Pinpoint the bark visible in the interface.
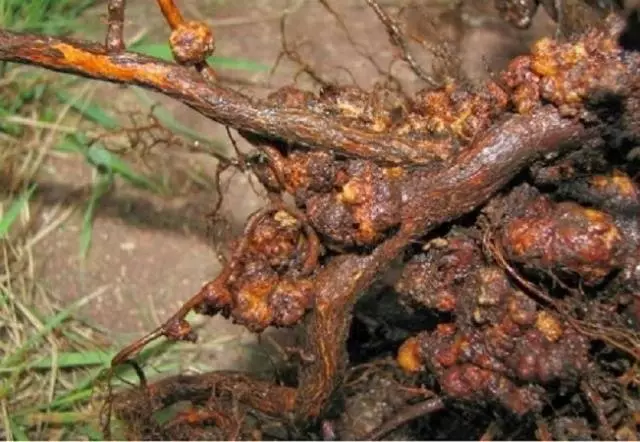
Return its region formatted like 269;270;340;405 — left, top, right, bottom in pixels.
0;30;446;165
1;9;639;439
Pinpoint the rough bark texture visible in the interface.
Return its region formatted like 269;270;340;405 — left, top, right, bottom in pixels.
2;1;639;440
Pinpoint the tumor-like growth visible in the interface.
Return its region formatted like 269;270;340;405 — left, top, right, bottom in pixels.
2;0;639;440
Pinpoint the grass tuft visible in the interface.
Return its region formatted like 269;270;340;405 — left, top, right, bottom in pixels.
0;1;271;439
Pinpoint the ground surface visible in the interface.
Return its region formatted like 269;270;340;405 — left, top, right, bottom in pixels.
32;0;559;375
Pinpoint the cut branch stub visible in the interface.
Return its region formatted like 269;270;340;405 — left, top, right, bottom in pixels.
105;0;126;52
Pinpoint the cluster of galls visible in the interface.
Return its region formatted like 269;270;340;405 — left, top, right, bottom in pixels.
194;210;316;332
495;178;639;294
250;78;508;247
247;16;637;252
394;178;638;415
252;147;405;248
499;186;625;285
264;13;635;154
503;15;635;117
396;231;589;415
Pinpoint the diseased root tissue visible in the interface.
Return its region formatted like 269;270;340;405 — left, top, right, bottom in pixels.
1;0;639;440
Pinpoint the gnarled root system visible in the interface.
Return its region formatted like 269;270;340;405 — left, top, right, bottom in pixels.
1;1;638;440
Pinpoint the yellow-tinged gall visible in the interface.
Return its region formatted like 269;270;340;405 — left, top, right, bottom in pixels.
383;167;405;179
337;100;364;118
230;265;279;331
531;38;559;76
427;117;448;135
513;83;540;114
563;87;582;105
450;107;473;140
371;114;389;133
591;170;639;199
501;198;624;285
274;210;298;228
561;42;588;67
170;21;215;65
397;337;423;373
339;180;362;205
615;426;638;442
473;308;488;324
583;207;608;222
582;208;622;248
612;173;637;197
535;311;563;342
235;288;274;330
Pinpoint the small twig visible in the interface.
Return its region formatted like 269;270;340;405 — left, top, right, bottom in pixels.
363;396;445;440
156;0;185;29
364;0;439;87
105;0;126;52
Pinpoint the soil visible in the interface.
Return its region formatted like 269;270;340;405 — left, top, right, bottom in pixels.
33;0;562;373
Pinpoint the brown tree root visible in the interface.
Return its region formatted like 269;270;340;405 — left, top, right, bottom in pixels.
114;372;297;419
363;396;446;440
103;105;600;438
0;30;444;165
2;5;639;440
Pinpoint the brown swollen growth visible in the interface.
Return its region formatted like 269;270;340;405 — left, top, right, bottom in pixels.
1;0;639;440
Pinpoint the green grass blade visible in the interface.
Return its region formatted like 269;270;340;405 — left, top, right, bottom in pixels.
45;387;95;411
21;411;89;425
128;42;174;60
79;173;112;258
54;132;89;154
9;416;30;441
131;87;230;156
86;144;162;191
0;0;97;35
0;103;24;136
58;132;162;197
208;55;270;72
55;91;120;130
29;350;114;369
130;42;269;72
78;423;104;441
1;289;105;368
0;184;37;238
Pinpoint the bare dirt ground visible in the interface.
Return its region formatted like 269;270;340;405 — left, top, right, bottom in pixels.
32;0;560;373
